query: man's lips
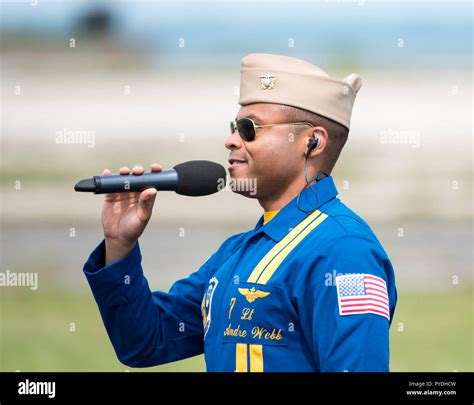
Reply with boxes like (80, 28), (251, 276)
(228, 158), (247, 168)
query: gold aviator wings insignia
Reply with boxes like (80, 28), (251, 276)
(238, 287), (270, 303)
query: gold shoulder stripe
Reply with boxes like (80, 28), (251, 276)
(257, 213), (328, 284)
(247, 210), (322, 283)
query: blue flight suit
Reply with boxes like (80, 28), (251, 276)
(83, 176), (397, 372)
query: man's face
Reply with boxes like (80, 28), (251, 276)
(225, 103), (306, 200)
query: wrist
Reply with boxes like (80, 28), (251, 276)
(105, 238), (136, 265)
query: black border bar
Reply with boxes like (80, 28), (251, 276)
(0, 372), (472, 403)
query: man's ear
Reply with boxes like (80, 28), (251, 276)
(305, 126), (329, 158)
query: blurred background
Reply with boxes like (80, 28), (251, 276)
(0, 0), (472, 372)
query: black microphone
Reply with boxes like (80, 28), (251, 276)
(74, 160), (226, 196)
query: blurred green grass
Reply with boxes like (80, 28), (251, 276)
(1, 288), (472, 372)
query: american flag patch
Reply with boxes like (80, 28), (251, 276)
(335, 274), (390, 320)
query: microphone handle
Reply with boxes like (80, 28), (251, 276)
(94, 169), (178, 194)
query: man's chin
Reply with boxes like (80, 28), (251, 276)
(227, 172), (259, 199)
(231, 188), (259, 199)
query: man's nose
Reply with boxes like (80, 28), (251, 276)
(225, 129), (243, 151)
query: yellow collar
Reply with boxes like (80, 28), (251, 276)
(263, 210), (280, 225)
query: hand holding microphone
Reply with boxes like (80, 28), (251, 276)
(74, 160), (227, 264)
(101, 163), (161, 264)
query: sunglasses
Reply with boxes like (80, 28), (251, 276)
(230, 117), (315, 142)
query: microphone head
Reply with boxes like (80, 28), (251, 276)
(173, 160), (226, 196)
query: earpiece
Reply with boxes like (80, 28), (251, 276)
(306, 133), (320, 157)
(298, 131), (328, 213)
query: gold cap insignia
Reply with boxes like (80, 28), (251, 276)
(259, 72), (276, 90)
(238, 286), (271, 303)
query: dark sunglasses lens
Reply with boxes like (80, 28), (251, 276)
(236, 119), (255, 141)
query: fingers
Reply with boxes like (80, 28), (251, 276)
(119, 166), (130, 175)
(137, 188), (158, 223)
(104, 164), (161, 202)
(150, 163), (162, 172)
(120, 165), (143, 200)
(132, 165), (144, 175)
(119, 164), (162, 175)
(103, 168), (118, 201)
(141, 188), (158, 201)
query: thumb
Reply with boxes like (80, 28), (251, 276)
(137, 188), (157, 222)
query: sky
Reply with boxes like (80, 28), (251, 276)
(1, 1), (472, 68)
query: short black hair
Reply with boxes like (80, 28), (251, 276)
(279, 105), (349, 173)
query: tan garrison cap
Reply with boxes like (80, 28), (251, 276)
(239, 53), (362, 129)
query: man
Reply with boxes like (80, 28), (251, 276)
(83, 53), (397, 372)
